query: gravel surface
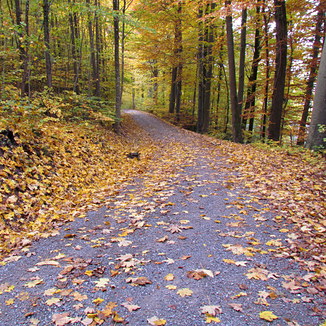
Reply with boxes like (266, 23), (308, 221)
(0, 110), (324, 326)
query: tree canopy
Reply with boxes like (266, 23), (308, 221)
(0, 0), (325, 147)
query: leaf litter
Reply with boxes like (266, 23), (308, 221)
(0, 110), (325, 325)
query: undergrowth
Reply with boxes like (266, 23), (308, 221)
(0, 87), (156, 259)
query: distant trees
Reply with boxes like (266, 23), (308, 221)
(0, 0), (325, 147)
(133, 0), (325, 146)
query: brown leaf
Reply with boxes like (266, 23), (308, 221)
(200, 305), (222, 316)
(229, 303), (243, 312)
(121, 302), (141, 312)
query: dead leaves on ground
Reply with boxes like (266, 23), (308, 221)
(1, 112), (325, 325)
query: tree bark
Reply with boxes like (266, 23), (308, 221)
(297, 5), (324, 145)
(237, 7), (247, 122)
(113, 0), (121, 133)
(197, 1), (215, 133)
(305, 42), (326, 150)
(169, 1), (183, 121)
(94, 0), (101, 96)
(261, 0), (270, 140)
(225, 0), (243, 143)
(14, 0), (30, 95)
(69, 0), (80, 94)
(242, 3), (262, 134)
(268, 0), (287, 142)
(43, 0), (52, 88)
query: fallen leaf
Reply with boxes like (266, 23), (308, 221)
(201, 305), (222, 316)
(147, 316), (166, 325)
(5, 298), (14, 305)
(229, 303), (243, 312)
(121, 302), (141, 312)
(164, 273), (175, 281)
(52, 313), (71, 326)
(94, 278), (110, 288)
(165, 285), (177, 290)
(259, 311), (278, 322)
(71, 291), (88, 301)
(36, 260), (61, 267)
(166, 224), (182, 233)
(157, 236), (169, 243)
(24, 278), (44, 288)
(46, 297), (62, 306)
(93, 298), (104, 305)
(126, 277), (152, 286)
(177, 288), (193, 297)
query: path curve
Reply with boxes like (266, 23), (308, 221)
(0, 111), (323, 326)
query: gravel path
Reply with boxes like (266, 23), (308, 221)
(0, 110), (324, 326)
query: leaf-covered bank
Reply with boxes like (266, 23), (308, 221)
(0, 94), (157, 260)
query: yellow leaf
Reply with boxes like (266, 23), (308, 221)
(85, 270), (93, 276)
(165, 285), (177, 290)
(93, 298), (104, 305)
(147, 316), (166, 325)
(259, 311), (278, 321)
(24, 279), (43, 288)
(113, 312), (125, 323)
(205, 314), (221, 323)
(177, 288), (193, 297)
(164, 273), (174, 281)
(5, 298), (14, 305)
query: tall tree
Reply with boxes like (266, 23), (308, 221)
(297, 4), (324, 145)
(86, 0), (100, 96)
(197, 0), (215, 133)
(14, 0), (30, 95)
(68, 0), (80, 94)
(113, 0), (121, 132)
(225, 0), (243, 142)
(261, 0), (271, 140)
(242, 2), (262, 134)
(268, 0), (287, 142)
(305, 42), (326, 150)
(237, 7), (247, 124)
(169, 0), (183, 121)
(43, 0), (52, 88)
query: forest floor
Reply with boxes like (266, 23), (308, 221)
(0, 110), (325, 326)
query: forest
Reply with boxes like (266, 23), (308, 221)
(0, 0), (325, 148)
(0, 1), (326, 324)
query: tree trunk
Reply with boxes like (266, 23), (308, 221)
(113, 0), (121, 133)
(305, 42), (326, 150)
(197, 1), (215, 133)
(14, 0), (29, 95)
(43, 0), (52, 88)
(225, 0), (243, 143)
(121, 0), (126, 97)
(86, 0), (98, 96)
(22, 0), (30, 96)
(268, 0), (287, 142)
(94, 0), (101, 96)
(169, 1), (183, 121)
(261, 0), (270, 141)
(69, 0), (80, 94)
(242, 3), (262, 134)
(297, 5), (324, 145)
(238, 7), (247, 122)
(169, 67), (177, 114)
